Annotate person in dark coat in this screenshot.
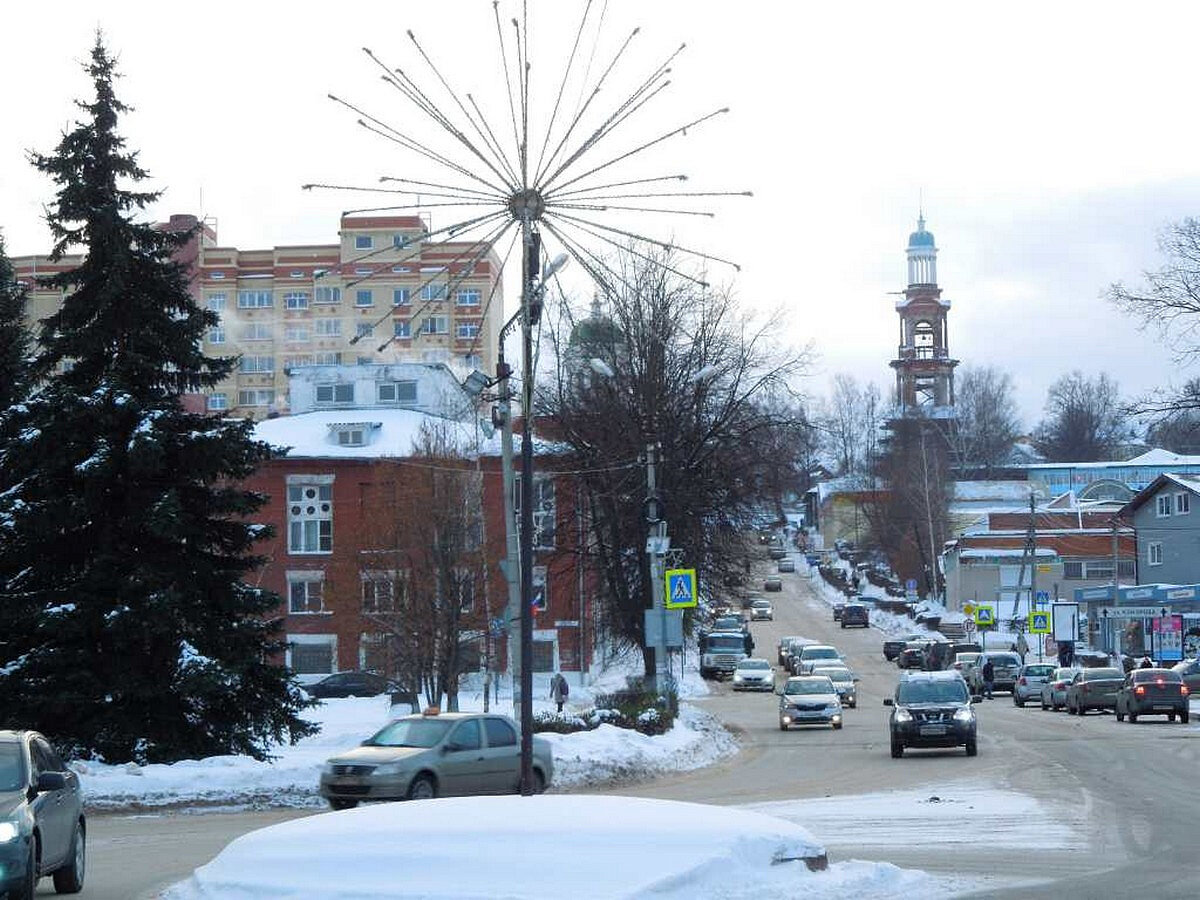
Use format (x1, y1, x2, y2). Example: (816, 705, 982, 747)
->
(549, 672, 570, 712)
(1140, 655, 1154, 669)
(981, 659, 995, 699)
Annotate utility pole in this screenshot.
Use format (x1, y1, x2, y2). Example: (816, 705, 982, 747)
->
(645, 440, 669, 693)
(1110, 518, 1120, 659)
(495, 352, 521, 719)
(517, 216, 538, 796)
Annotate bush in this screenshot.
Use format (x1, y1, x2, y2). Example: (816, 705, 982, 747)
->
(531, 711, 592, 734)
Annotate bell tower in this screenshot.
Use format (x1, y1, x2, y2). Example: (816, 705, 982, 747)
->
(890, 214, 958, 416)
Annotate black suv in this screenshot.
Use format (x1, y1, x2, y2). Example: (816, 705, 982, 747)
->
(840, 603, 869, 628)
(0, 730, 86, 899)
(884, 672, 977, 758)
(304, 671, 398, 699)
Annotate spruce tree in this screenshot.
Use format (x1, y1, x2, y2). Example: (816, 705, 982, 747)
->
(0, 36, 317, 763)
(0, 234, 31, 408)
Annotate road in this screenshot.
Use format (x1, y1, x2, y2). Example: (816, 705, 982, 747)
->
(81, 558, 1200, 898)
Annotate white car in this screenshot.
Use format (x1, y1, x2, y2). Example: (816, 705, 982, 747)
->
(750, 599, 774, 621)
(731, 658, 775, 691)
(792, 644, 844, 675)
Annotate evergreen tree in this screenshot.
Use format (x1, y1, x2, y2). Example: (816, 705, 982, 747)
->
(0, 234, 31, 408)
(0, 36, 316, 763)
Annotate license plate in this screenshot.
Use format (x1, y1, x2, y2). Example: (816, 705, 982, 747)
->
(1153, 704, 1173, 711)
(798, 711, 824, 718)
(920, 725, 947, 736)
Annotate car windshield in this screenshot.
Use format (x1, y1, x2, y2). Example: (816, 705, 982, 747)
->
(1024, 665, 1056, 677)
(825, 669, 854, 683)
(706, 635, 746, 652)
(1054, 668, 1079, 680)
(737, 660, 771, 670)
(752, 601, 771, 609)
(897, 680, 969, 704)
(803, 648, 839, 659)
(0, 743, 24, 792)
(713, 618, 741, 629)
(784, 678, 834, 695)
(1084, 668, 1123, 680)
(364, 718, 453, 748)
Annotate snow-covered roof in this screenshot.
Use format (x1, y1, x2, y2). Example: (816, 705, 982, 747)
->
(1024, 447, 1200, 470)
(951, 481, 1045, 502)
(958, 548, 1057, 560)
(254, 409, 482, 459)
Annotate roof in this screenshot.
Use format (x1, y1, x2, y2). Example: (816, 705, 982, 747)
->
(253, 409, 482, 459)
(1023, 447, 1200, 470)
(1117, 471, 1200, 518)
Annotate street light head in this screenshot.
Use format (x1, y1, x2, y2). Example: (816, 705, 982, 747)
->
(588, 358, 615, 378)
(542, 253, 570, 281)
(689, 363, 721, 383)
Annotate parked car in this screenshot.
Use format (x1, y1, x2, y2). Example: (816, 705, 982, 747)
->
(1040, 667, 1080, 711)
(700, 631, 752, 679)
(833, 602, 846, 622)
(777, 558, 796, 573)
(883, 633, 925, 661)
(965, 652, 1022, 696)
(1065, 667, 1125, 715)
(0, 730, 86, 898)
(710, 614, 749, 635)
(1115, 668, 1190, 723)
(740, 593, 765, 611)
(732, 658, 775, 692)
(763, 576, 783, 592)
(750, 599, 774, 621)
(840, 603, 869, 628)
(305, 671, 398, 699)
(777, 635, 807, 668)
(320, 711, 553, 808)
(768, 547, 787, 561)
(884, 671, 977, 758)
(778, 676, 843, 730)
(951, 652, 981, 677)
(1171, 657, 1200, 695)
(791, 644, 844, 675)
(1012, 663, 1057, 707)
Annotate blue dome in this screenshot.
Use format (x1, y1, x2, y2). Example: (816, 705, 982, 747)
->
(908, 228, 935, 248)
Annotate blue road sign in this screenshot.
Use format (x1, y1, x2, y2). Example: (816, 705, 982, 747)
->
(665, 568, 698, 609)
(1036, 590, 1050, 605)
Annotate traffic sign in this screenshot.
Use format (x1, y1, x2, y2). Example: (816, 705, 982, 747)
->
(664, 568, 698, 609)
(962, 619, 977, 634)
(905, 578, 918, 593)
(1035, 590, 1050, 605)
(963, 603, 977, 616)
(974, 605, 996, 627)
(1028, 611, 1051, 634)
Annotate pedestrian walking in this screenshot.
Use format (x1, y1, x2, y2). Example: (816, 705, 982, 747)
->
(981, 658, 995, 699)
(1140, 655, 1154, 669)
(549, 672, 570, 713)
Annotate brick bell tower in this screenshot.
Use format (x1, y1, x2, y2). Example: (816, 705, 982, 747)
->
(890, 214, 958, 417)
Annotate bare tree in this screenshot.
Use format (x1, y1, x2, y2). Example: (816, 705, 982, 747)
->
(819, 375, 883, 478)
(1033, 371, 1131, 462)
(950, 365, 1021, 474)
(538, 249, 811, 673)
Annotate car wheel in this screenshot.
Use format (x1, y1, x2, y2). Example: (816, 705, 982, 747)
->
(16, 836, 37, 900)
(890, 739, 903, 759)
(965, 739, 978, 757)
(407, 773, 438, 801)
(328, 798, 358, 811)
(52, 820, 85, 894)
(840, 623, 846, 628)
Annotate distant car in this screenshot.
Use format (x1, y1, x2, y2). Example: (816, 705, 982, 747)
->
(885, 671, 977, 758)
(896, 644, 926, 670)
(883, 633, 924, 661)
(740, 593, 765, 610)
(778, 676, 843, 730)
(749, 599, 774, 621)
(792, 644, 844, 675)
(779, 636, 810, 671)
(732, 658, 775, 692)
(763, 576, 783, 592)
(777, 558, 795, 573)
(817, 666, 859, 708)
(1171, 658, 1200, 695)
(304, 671, 399, 699)
(1065, 667, 1125, 715)
(1115, 668, 1190, 723)
(951, 652, 981, 676)
(710, 614, 749, 635)
(966, 652, 1022, 696)
(840, 604, 869, 628)
(319, 711, 553, 808)
(1040, 667, 1080, 711)
(1012, 663, 1057, 707)
(777, 635, 806, 667)
(833, 602, 846, 621)
(0, 730, 86, 898)
(768, 547, 787, 561)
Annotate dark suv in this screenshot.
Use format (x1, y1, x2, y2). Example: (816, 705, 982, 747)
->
(304, 671, 398, 699)
(840, 604, 869, 628)
(0, 730, 86, 899)
(884, 672, 977, 758)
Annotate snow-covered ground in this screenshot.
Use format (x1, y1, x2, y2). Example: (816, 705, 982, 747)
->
(72, 651, 734, 809)
(164, 794, 953, 900)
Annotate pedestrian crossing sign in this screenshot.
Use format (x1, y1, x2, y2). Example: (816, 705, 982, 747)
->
(665, 568, 698, 608)
(974, 605, 996, 627)
(1028, 611, 1051, 634)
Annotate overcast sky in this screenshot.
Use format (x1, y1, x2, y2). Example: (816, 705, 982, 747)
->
(3, 1, 1198, 428)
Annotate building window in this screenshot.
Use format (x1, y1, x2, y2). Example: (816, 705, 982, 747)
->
(461, 353, 482, 370)
(285, 355, 314, 369)
(288, 635, 335, 675)
(456, 288, 481, 306)
(392, 234, 408, 248)
(237, 290, 273, 309)
(1157, 495, 1172, 517)
(356, 323, 374, 339)
(237, 389, 274, 406)
(209, 271, 225, 280)
(1176, 492, 1191, 515)
(207, 393, 228, 411)
(288, 482, 333, 553)
(421, 283, 447, 302)
(315, 383, 354, 405)
(288, 573, 326, 614)
(355, 235, 374, 250)
(393, 321, 411, 339)
(356, 355, 374, 366)
(206, 293, 227, 311)
(378, 380, 418, 404)
(913, 320, 935, 359)
(362, 572, 404, 614)
(515, 476, 556, 550)
(241, 323, 273, 342)
(337, 429, 365, 446)
(290, 270, 305, 279)
(285, 324, 311, 342)
(355, 289, 374, 307)
(238, 356, 274, 374)
(393, 288, 411, 306)
(1148, 541, 1164, 566)
(315, 318, 342, 337)
(207, 326, 225, 344)
(314, 352, 343, 366)
(315, 286, 341, 305)
(391, 265, 411, 274)
(456, 322, 480, 340)
(455, 570, 477, 613)
(422, 315, 449, 335)
(284, 291, 310, 310)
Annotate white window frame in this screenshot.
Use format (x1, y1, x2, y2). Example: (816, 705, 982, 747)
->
(315, 383, 354, 405)
(337, 429, 365, 446)
(287, 633, 336, 675)
(356, 323, 373, 339)
(284, 291, 310, 310)
(237, 290, 273, 309)
(241, 323, 273, 342)
(288, 478, 334, 554)
(1176, 492, 1191, 515)
(393, 288, 411, 306)
(285, 355, 314, 369)
(515, 476, 556, 550)
(361, 570, 405, 614)
(287, 571, 327, 615)
(422, 315, 449, 335)
(313, 352, 343, 366)
(315, 318, 343, 337)
(393, 321, 411, 339)
(285, 324, 311, 343)
(209, 271, 225, 280)
(455, 288, 482, 306)
(206, 393, 228, 411)
(456, 322, 480, 339)
(377, 380, 418, 404)
(315, 286, 341, 305)
(1148, 541, 1164, 566)
(238, 389, 274, 407)
(1157, 494, 1172, 517)
(421, 283, 447, 302)
(462, 353, 482, 370)
(238, 356, 274, 374)
(207, 326, 226, 344)
(206, 293, 227, 311)
(355, 289, 374, 307)
(354, 235, 374, 250)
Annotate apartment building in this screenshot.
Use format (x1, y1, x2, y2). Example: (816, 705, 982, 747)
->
(12, 213, 503, 419)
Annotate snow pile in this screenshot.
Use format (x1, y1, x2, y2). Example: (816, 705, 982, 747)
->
(165, 795, 831, 899)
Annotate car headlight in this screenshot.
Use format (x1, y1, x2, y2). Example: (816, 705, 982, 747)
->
(733, 674, 744, 681)
(373, 762, 410, 777)
(894, 707, 913, 723)
(953, 708, 975, 723)
(0, 822, 18, 843)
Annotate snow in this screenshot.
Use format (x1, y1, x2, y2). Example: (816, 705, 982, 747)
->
(252, 409, 480, 459)
(959, 547, 1056, 559)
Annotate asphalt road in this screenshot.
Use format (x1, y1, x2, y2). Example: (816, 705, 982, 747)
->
(80, 558, 1200, 898)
